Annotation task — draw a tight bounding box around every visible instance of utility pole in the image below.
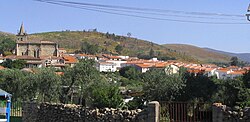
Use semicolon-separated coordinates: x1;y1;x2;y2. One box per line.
246;4;250;21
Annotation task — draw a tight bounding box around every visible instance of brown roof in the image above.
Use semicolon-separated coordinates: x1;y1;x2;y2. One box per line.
5;55;41;60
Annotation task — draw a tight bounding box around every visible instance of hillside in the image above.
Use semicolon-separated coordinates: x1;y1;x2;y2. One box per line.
204;48;250;63
2;30;232;63
26;31;196;62
162;44;231;63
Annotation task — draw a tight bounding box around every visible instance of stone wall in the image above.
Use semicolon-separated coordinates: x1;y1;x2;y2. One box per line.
22;101;160;122
212;103;250;122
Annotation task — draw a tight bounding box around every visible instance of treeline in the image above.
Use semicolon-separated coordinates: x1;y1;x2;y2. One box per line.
0;59;250;109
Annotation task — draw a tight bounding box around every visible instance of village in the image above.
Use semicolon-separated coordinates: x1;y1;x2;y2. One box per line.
0;24;248;80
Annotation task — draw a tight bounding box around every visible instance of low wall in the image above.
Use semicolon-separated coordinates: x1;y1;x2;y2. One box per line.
22;101;160;122
212;103;250;122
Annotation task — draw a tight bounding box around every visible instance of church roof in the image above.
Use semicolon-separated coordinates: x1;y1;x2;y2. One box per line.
18;23;27;36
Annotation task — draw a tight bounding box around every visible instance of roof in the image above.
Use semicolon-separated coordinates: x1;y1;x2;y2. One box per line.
5;55;41;60
0;66;5;70
63;55;78;64
17;40;56;44
0;89;11;98
17;23;27;36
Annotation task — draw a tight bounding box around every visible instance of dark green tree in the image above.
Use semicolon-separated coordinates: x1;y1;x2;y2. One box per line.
115;44;123;54
149;48;154;57
87;81;123;108
230;56;239;66
1;59;26;69
0;38;16;55
142;69;185;101
181;72;217;102
81;42;99;55
119;66;141;80
61;59;102;104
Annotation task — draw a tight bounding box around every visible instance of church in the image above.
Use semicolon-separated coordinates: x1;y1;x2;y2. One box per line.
15;23;59;58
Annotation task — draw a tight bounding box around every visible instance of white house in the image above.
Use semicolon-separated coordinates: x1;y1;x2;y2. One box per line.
96;61;116;72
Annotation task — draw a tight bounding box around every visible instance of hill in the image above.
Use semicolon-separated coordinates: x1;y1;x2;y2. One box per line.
26;31;197;62
162;44;231;63
0;30;197;62
204;48;250;63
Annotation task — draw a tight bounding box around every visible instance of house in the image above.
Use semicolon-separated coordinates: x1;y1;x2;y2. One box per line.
228;70;246;79
215;68;229;79
204;68;217;77
75;54;97;61
165;64;180;75
41;56;65;69
96;61;116;72
63;55;78;67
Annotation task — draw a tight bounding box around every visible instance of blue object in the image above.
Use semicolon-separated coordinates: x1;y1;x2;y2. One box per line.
0;89;11;122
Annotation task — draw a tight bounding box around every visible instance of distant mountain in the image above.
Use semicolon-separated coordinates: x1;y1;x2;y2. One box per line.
203;48;250;63
162;44;231;63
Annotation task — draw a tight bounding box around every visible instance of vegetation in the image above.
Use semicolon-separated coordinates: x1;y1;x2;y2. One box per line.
0;59;250;108
1;59;26;69
0;38;16;56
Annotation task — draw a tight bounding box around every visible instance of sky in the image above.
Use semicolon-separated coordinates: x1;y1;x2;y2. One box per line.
1;0;250;53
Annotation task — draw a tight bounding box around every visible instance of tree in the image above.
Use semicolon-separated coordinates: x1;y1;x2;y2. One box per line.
81;42;99;55
61;59;102;104
0;38;15;55
119;66;141;80
181;72;217;102
1;59;26;69
142;69;186;101
115;44;123;54
230;56;239;66
149;48;154;57
35;68;61;102
87;81;123;108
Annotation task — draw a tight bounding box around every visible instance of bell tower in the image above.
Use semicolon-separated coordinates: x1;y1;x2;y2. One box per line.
16;23;27;41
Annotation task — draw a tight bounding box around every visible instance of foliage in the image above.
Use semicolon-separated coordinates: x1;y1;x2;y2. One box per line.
87;81;123;108
125;97;144;110
243;70;250;88
119;66;141;80
81;42;99;54
0;68;61;102
0;38;15;55
115;44;123;54
61;59;102;103
1;59;26;69
230;56;239;66
142;68;186;101
149;48;155;57
35;68;61;102
181;72;217;102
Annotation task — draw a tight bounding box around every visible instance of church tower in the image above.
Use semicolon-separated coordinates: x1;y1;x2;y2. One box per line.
16;23;27;41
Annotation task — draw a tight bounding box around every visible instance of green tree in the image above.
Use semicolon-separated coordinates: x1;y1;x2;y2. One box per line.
81;42;99;54
0;38;15;55
0;69;26;101
230;56;239;66
119;66;141;80
1;59;26;69
61;59;102;104
35;68;61;102
87;81;123;108
181;72;217;102
149;48;154;57
142;68;185;101
115;44;123;54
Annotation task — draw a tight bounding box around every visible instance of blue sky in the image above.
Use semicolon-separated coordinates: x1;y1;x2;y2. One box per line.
1;0;250;53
